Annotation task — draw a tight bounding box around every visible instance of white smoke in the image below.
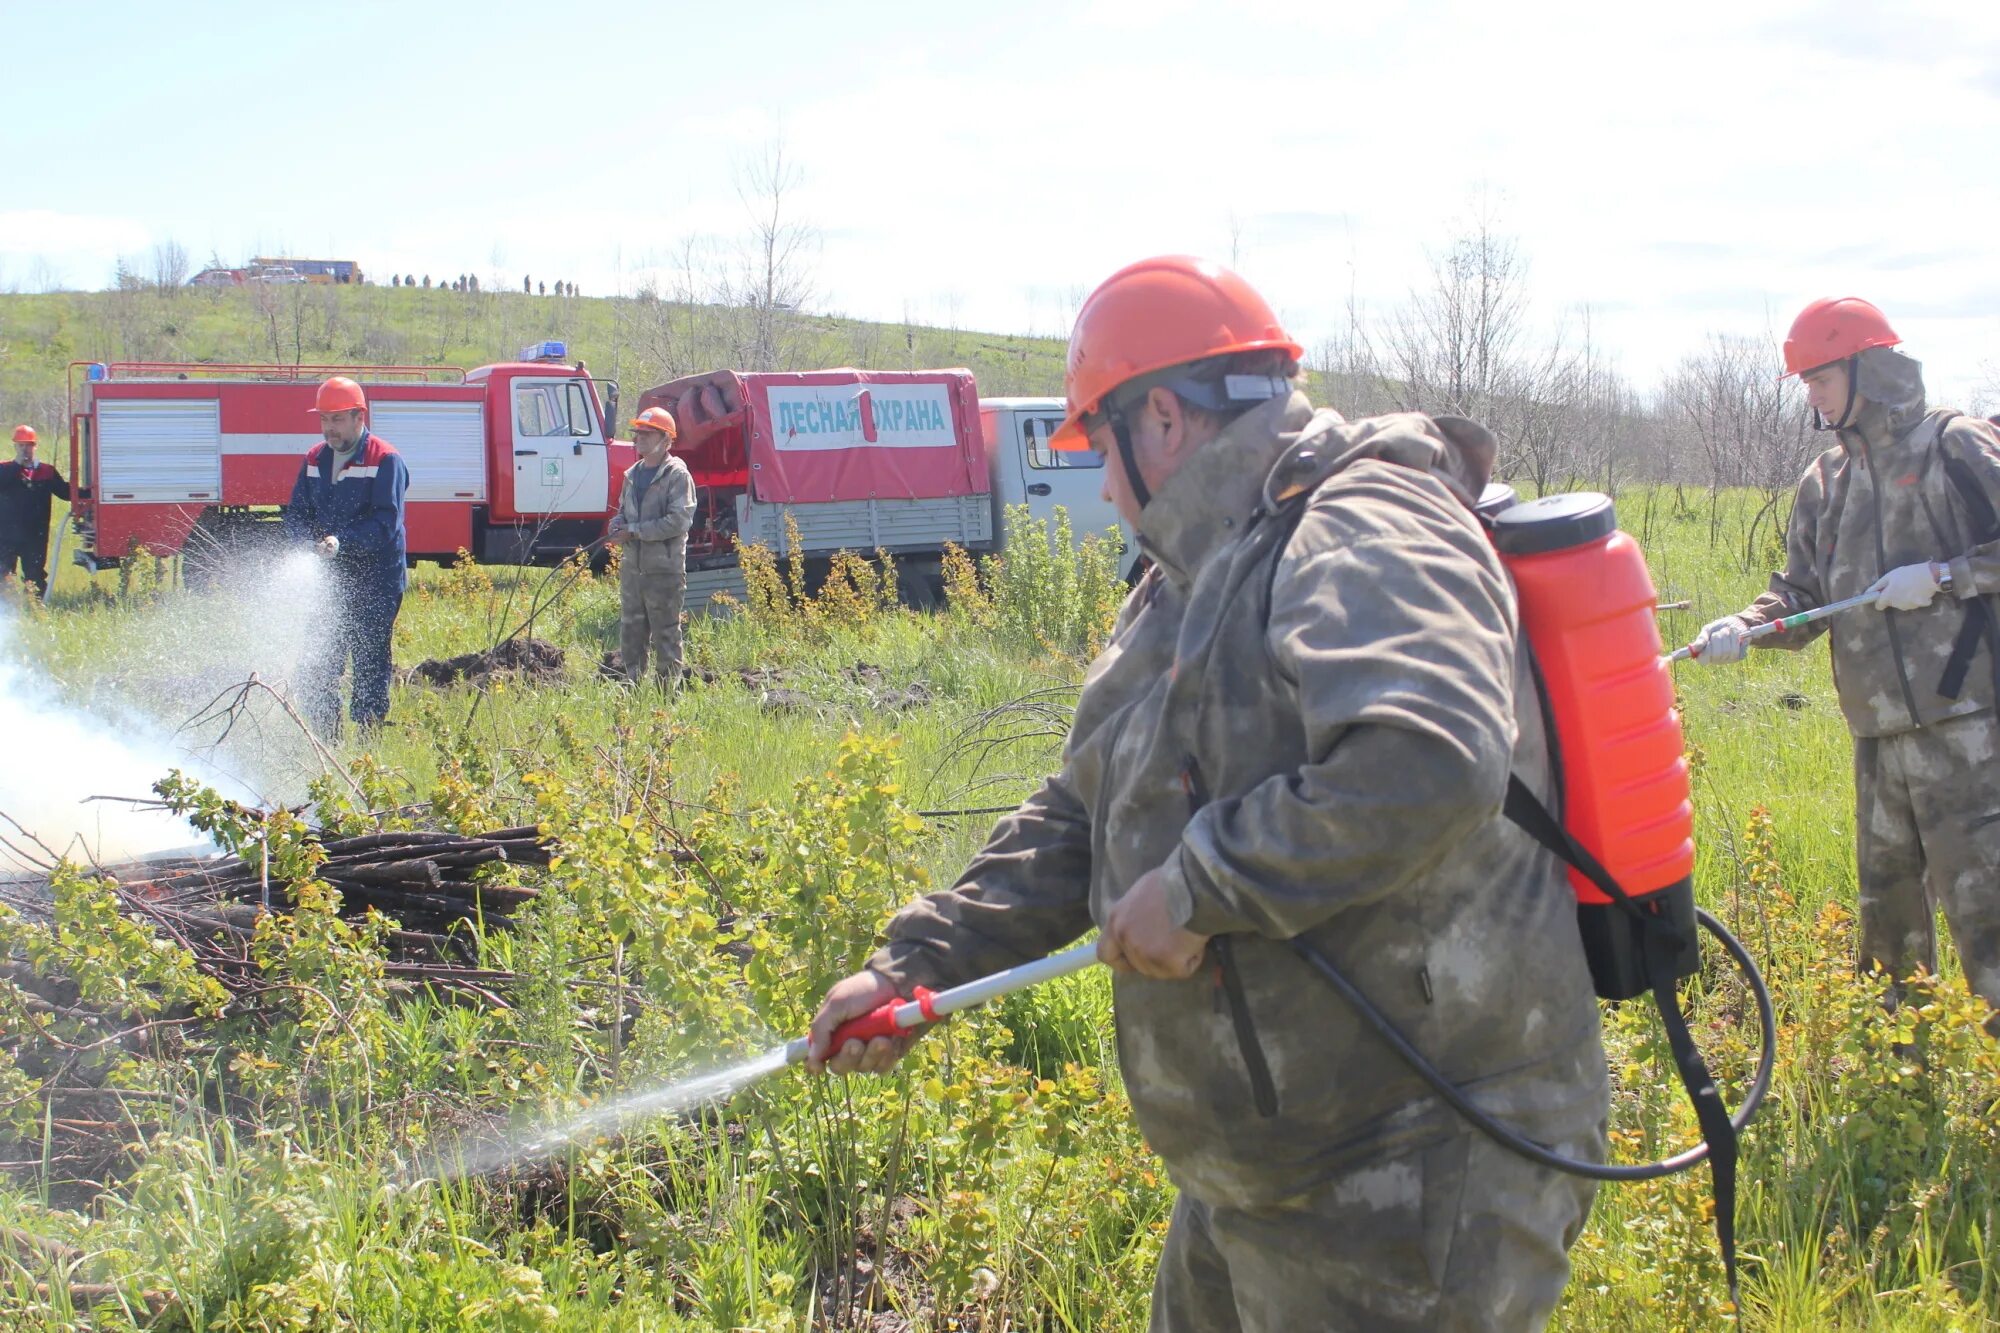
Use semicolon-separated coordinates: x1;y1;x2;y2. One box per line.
0;549;334;873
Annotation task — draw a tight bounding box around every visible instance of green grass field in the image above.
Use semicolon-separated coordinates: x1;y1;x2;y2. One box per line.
1;490;1996;1331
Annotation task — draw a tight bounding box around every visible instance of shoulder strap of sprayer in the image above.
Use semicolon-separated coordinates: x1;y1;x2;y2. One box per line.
1257;475;1743;1305
1928;413;2000;705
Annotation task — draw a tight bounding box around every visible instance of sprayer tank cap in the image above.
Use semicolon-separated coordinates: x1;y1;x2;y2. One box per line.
1490;492;1617;556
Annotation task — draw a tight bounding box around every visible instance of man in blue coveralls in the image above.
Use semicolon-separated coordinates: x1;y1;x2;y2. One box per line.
284;375;411;737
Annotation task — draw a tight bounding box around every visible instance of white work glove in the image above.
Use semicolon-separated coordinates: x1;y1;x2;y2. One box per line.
316;535;340;557
1869;562;1942;611
1692;616;1750;666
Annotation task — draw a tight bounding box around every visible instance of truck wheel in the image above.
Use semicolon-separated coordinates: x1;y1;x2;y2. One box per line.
896;569;943;612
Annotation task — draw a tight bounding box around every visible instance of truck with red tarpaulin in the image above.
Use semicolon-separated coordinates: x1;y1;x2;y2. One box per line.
637;367;1133;609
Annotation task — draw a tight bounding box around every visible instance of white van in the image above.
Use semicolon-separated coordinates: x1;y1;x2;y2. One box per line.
979;397;1140;582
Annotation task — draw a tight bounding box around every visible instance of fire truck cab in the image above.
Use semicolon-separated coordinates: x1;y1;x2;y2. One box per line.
66;343;630;572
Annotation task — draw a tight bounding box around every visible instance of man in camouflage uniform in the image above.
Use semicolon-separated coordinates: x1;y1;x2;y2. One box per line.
611;407;696;687
1694;298;2000;1031
808;257;1609;1331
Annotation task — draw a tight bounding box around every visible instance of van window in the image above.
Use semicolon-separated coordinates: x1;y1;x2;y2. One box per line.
1025;416;1101;471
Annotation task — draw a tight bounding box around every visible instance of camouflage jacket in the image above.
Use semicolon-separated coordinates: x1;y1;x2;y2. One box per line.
1742;374;2000;738
616;455;696;579
870;392;1608;1209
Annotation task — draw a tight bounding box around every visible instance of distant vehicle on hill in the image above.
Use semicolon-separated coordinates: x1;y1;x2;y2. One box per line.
253;257;363;285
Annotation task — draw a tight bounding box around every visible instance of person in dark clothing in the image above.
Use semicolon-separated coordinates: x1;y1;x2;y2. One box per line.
283;377;411;736
1;425;72;597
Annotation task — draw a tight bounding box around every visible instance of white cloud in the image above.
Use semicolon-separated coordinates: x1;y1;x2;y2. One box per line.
0;211;156;289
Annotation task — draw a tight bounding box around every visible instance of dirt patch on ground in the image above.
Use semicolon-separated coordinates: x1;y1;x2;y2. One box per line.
402;638;567;687
612;659;938;713
734;661;933;713
595;655;932;712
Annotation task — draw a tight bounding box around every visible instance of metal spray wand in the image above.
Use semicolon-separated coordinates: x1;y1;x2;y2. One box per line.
1663;590;1878;664
783;942;1100;1067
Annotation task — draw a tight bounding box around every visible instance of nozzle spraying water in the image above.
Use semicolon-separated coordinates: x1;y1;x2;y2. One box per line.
429;943;1103;1180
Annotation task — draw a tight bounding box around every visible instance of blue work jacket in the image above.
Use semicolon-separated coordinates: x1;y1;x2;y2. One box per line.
283;430;410;597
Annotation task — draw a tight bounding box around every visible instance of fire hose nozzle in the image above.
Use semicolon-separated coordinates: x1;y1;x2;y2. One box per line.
789;942;1102;1070
825;986;940;1053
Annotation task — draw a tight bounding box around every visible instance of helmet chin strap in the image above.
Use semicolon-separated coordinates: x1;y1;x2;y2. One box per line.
1813;355;1861;433
1110;410;1152;510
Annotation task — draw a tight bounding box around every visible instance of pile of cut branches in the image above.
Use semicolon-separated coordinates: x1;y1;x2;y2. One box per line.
5;824;556;977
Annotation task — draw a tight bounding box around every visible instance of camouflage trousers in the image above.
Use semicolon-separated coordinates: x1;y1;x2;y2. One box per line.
1149;1126;1599;1332
1855;710;2000;1028
619;565;686;686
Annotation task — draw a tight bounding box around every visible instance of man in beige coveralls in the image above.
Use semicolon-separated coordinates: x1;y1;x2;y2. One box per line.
1694;298;2000;1033
611;406;696;687
806;256;1610;1330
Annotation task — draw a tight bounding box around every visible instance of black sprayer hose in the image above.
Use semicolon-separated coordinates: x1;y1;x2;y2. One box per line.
1290;907;1775;1182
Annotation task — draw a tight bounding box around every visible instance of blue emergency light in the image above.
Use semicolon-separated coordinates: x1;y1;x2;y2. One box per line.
520;340;568;363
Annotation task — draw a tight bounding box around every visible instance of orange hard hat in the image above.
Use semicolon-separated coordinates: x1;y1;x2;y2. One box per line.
1782;298;1901;378
310;376;368;415
1050;255;1303;450
10;425;34;445
630;406;679;441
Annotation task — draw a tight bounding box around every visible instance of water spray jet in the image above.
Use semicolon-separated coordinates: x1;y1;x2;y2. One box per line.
431;943;1102;1180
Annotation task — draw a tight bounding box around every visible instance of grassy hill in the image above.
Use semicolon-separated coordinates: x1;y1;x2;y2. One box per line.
0;283;1074;443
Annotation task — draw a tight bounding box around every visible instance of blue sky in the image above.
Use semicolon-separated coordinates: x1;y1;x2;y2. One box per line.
2;0;1995;405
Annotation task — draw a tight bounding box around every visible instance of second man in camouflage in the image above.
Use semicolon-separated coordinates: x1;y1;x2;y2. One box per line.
612;406;697;688
1694;298;2000;1032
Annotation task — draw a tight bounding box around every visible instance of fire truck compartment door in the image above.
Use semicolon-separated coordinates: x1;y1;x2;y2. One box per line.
371;400;487;502
510;378;607;516
97;399;222;503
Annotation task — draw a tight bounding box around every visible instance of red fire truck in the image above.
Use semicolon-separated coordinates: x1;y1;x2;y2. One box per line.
64;342;633;571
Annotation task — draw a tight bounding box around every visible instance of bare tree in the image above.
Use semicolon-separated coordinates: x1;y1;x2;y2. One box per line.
1384;204;1528;423
1311;272;1402;419
150;239;190;294
732;138;819;369
1971;359;1999;418
246;278;322;365
1658;333;1814;563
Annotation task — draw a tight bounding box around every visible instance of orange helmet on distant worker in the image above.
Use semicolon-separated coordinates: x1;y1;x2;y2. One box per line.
310;376;368;415
1050;255;1303;451
10;425;34;445
1781;298;1901;378
629;406;679;441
